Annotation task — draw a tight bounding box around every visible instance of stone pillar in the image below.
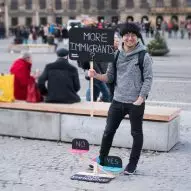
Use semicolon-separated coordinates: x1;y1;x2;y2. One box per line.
134;0;141;9
119;0;126;22
4;1;9;37
47;0;54;24
19;0;25;10
148;0;155;8
61;0;68;23
63;0;68;9
164;0;171;7
119;0;126;10
77;0;83;11
35;10;40;26
19;16;25;25
34;0;40;26
179;0;186;7
149;15;156;25
91;0;97;11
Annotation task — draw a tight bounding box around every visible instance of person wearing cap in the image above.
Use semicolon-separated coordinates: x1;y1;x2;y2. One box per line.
88;22;153;175
37;48;81;103
10;52;34;100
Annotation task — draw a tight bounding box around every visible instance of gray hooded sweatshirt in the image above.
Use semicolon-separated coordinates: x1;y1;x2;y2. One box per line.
106;42;153;103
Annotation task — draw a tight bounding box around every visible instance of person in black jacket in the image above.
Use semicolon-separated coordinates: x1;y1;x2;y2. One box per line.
38;48;81;103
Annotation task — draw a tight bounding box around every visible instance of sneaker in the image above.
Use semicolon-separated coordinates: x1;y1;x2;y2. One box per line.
88;164;94;170
124;163;137;175
88;157;104;170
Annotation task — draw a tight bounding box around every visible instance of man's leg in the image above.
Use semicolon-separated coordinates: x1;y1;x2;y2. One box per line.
86;82;100;101
99;100;125;164
125;103;145;173
97;81;110;102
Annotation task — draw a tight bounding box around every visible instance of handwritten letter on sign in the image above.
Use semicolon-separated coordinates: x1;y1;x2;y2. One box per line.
72;138;89;151
69;28;115;62
104;156;122;168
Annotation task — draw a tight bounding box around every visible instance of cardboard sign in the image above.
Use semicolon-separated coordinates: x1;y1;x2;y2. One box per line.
69;28;115;62
104;156;122;168
72;138;89;151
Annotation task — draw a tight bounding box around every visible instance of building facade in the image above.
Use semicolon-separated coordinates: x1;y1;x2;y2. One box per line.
0;0;191;28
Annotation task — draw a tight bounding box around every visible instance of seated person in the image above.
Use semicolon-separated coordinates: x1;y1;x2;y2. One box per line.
77;60;110;102
10;52;34;100
37;48;81;103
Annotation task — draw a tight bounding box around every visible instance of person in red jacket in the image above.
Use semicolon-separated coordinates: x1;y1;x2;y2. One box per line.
10;52;33;100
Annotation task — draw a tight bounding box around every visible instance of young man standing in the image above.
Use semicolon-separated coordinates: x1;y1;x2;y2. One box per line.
88;22;153;175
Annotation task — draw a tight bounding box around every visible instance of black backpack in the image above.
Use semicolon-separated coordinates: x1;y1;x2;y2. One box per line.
108;50;147;100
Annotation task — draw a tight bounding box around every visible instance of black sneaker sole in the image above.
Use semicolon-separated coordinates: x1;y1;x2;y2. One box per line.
88;164;94;170
124;170;136;175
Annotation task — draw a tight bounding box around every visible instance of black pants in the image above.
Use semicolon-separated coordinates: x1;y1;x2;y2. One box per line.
99;100;145;166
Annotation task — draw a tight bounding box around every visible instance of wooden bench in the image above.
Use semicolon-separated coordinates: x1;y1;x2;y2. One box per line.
0;101;181;151
8;44;55;53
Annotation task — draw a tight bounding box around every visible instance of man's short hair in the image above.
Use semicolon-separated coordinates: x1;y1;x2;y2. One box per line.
120;22;141;38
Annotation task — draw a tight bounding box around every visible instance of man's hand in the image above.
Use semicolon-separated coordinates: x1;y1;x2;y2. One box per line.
133;96;144;106
88;69;97;78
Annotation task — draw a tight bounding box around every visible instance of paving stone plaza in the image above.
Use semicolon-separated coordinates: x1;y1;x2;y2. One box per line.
0;37;191;190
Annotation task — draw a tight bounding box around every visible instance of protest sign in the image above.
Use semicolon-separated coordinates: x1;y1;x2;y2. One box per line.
104;156;122;168
69;28;115;117
70;138;89;154
69;28;115;62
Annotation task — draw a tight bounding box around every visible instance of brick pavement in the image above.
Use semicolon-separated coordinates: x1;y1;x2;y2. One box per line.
0;112;191;191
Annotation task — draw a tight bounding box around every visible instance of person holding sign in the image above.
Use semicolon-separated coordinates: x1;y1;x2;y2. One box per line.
88;22;153;175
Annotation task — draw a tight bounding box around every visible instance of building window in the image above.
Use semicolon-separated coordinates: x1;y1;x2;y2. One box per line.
69;16;76;19
83;0;90;9
39;0;46;9
187;0;191;7
69;0;76;10
26;0;32;10
55;0;62;10
10;0;18;10
111;0;118;9
156;0;164;8
11;17;18;26
171;0;179;7
40;17;47;25
126;0;134;8
97;0;104;10
26;17;32;26
56;17;62;25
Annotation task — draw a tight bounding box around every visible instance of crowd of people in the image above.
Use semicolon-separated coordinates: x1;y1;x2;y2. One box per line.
0;23;5;39
1;18;191;43
155;20;191;39
11;23;69;45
